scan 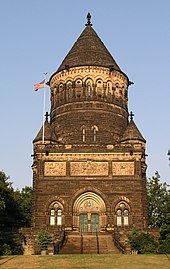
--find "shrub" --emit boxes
[0,232,23,255]
[159,234,170,254]
[128,228,158,254]
[36,230,52,251]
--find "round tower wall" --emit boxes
[50,66,129,145]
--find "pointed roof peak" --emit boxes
[121,119,146,143]
[50,14,126,76]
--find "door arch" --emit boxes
[73,192,106,232]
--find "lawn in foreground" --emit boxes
[0,254,169,269]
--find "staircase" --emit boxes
[60,232,121,254]
[60,232,82,254]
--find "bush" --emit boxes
[128,228,158,254]
[0,232,23,255]
[36,230,52,251]
[0,244,12,255]
[159,234,170,254]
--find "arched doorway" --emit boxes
[73,192,106,232]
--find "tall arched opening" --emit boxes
[73,191,107,232]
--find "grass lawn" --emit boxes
[0,254,170,269]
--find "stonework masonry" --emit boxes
[23,15,148,254]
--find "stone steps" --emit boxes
[60,232,121,254]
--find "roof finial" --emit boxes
[45,111,50,122]
[129,111,134,121]
[86,12,92,26]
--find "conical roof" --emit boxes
[121,119,146,143]
[56,24,121,73]
[33,120,56,143]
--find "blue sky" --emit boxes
[0,0,170,189]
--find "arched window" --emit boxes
[116,209,122,226]
[76,80,82,97]
[87,81,91,97]
[92,125,98,142]
[59,83,63,91]
[116,202,129,227]
[50,209,55,226]
[124,209,129,226]
[67,82,72,99]
[115,82,119,88]
[82,128,86,142]
[97,80,102,97]
[49,201,63,226]
[57,209,62,225]
[107,82,112,96]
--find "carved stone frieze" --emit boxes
[44,162,66,176]
[112,161,134,176]
[70,161,108,176]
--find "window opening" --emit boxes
[92,125,98,142]
[50,209,55,226]
[82,128,86,142]
[57,209,62,225]
[116,202,129,227]
[87,81,91,97]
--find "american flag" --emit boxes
[34,79,46,91]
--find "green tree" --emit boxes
[37,230,52,251]
[159,213,170,253]
[147,172,169,228]
[128,228,158,254]
[0,170,32,255]
[0,171,21,229]
[14,186,32,227]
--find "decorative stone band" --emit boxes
[70,161,108,176]
[44,161,134,177]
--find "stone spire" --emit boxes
[53,14,123,75]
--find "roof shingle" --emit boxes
[56,25,121,73]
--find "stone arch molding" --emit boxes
[73,191,106,214]
[45,196,65,212]
[72,191,107,232]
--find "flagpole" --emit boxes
[42,73,47,144]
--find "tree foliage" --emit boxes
[36,230,52,251]
[159,213,170,253]
[0,170,32,255]
[128,228,158,253]
[147,171,170,228]
[14,186,32,227]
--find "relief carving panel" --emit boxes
[44,162,66,176]
[70,161,108,176]
[112,162,134,176]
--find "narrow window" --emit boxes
[124,209,129,226]
[67,82,72,99]
[50,209,55,226]
[108,83,110,95]
[87,81,91,97]
[93,125,98,142]
[82,128,86,142]
[57,209,62,225]
[116,209,122,226]
[94,127,97,142]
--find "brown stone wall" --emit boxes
[31,150,148,230]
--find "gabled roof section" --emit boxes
[56,24,122,73]
[121,119,146,143]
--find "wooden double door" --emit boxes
[80,213,99,232]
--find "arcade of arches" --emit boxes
[47,192,131,232]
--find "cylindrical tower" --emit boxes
[49,17,130,146]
